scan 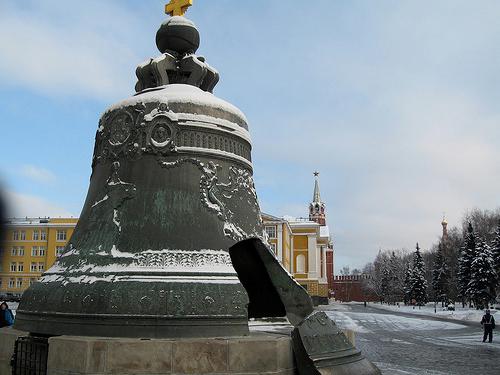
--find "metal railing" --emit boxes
[11,336,48,375]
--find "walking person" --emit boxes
[480,309,495,343]
[0,302,14,328]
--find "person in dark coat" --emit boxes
[480,309,495,343]
[0,302,14,327]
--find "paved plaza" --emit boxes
[324,303,499,375]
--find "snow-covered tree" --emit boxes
[457,222,477,306]
[380,265,390,303]
[363,249,409,303]
[410,243,428,306]
[403,264,413,304]
[462,208,500,244]
[387,251,405,303]
[362,250,389,302]
[467,239,497,309]
[442,227,462,303]
[432,242,449,306]
[491,220,500,291]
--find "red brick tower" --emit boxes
[309,171,326,225]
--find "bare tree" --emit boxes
[462,208,500,243]
[339,266,350,276]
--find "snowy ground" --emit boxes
[367,301,497,323]
[324,302,500,375]
[327,308,466,334]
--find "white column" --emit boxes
[321,246,327,283]
[277,224,283,264]
[307,235,317,279]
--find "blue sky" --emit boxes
[1,0,500,271]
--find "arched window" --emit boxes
[296,254,305,273]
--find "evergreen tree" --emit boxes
[411,243,428,306]
[403,264,413,305]
[457,222,477,306]
[491,220,500,291]
[468,239,497,309]
[387,252,400,304]
[432,242,449,306]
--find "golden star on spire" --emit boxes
[165,0,193,16]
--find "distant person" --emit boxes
[480,309,495,343]
[0,302,14,327]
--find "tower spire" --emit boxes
[441,213,448,240]
[309,171,326,225]
[313,171,321,203]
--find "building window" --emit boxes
[56,246,65,257]
[20,231,26,240]
[13,231,19,241]
[18,247,24,256]
[31,263,37,272]
[265,226,277,239]
[38,263,45,272]
[269,243,277,254]
[29,278,37,286]
[11,247,17,256]
[40,230,47,241]
[32,246,38,256]
[8,279,15,288]
[39,247,46,256]
[296,254,306,273]
[16,278,23,288]
[10,262,17,272]
[33,230,40,240]
[18,263,24,272]
[56,230,67,241]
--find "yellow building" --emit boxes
[289,219,330,304]
[261,171,333,305]
[262,215,331,305]
[0,217,78,296]
[262,213,293,271]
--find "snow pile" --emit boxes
[324,311,371,333]
[105,84,249,130]
[325,310,465,332]
[374,362,451,375]
[371,302,497,323]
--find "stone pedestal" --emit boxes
[0,328,24,374]
[0,329,295,375]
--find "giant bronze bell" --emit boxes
[15,10,381,375]
[15,16,263,338]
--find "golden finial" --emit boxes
[165,0,193,17]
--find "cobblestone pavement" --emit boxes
[324,303,500,375]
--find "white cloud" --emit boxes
[4,190,74,218]
[0,1,145,100]
[19,165,56,185]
